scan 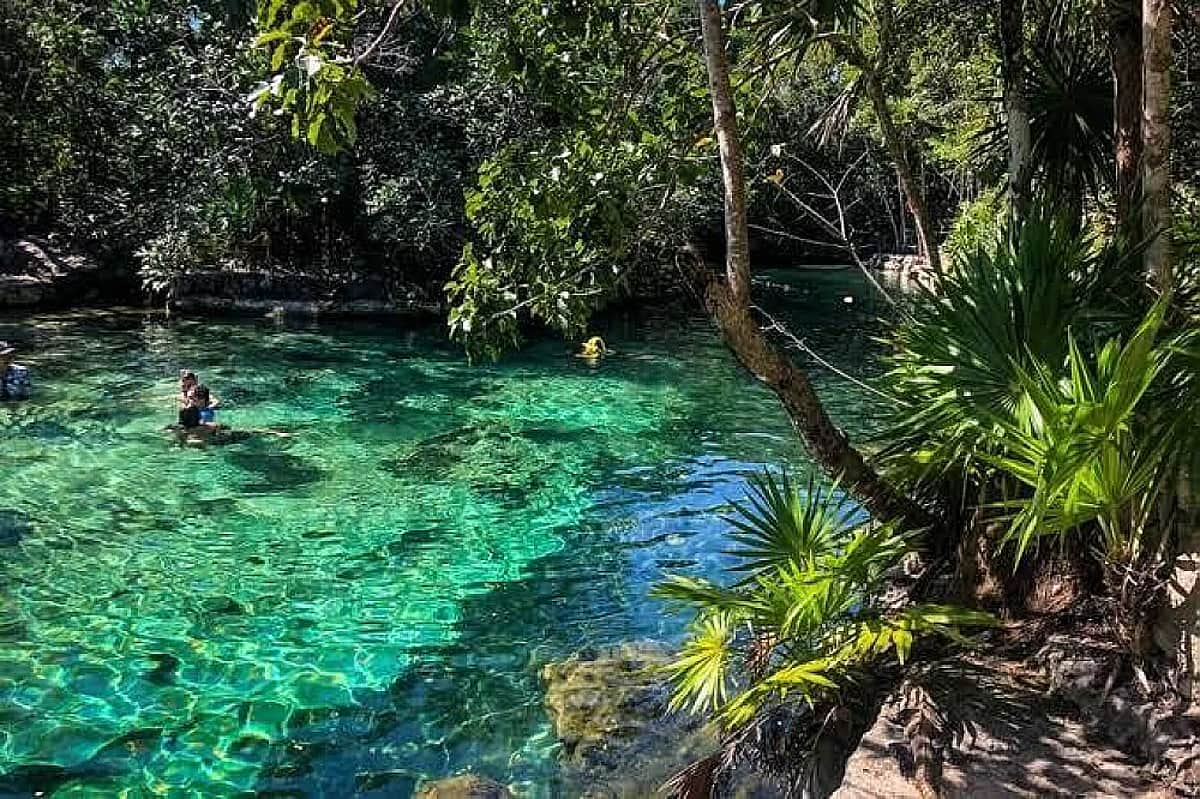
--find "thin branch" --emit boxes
[766,154,898,306]
[748,223,844,251]
[753,304,900,404]
[354,0,411,67]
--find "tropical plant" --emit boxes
[1176,187,1200,313]
[882,199,1200,651]
[879,207,1145,498]
[976,2,1113,213]
[942,187,1006,262]
[249,0,375,153]
[653,471,992,731]
[984,300,1200,649]
[993,303,1171,559]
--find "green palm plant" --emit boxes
[653,471,992,730]
[975,1,1112,211]
[991,303,1171,561]
[878,207,1143,498]
[982,299,1200,651]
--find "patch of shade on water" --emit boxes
[0,270,884,797]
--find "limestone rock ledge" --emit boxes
[165,269,443,319]
[0,238,128,308]
[833,657,1171,799]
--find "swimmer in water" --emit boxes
[577,336,607,360]
[177,371,201,428]
[191,383,221,428]
[0,342,30,401]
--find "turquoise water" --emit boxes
[0,271,883,797]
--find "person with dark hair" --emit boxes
[0,342,31,401]
[192,383,220,427]
[177,370,200,428]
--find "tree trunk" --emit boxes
[696,0,939,536]
[1142,0,1172,289]
[855,57,943,274]
[998,0,1033,221]
[698,0,752,306]
[1107,0,1142,231]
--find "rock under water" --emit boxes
[414,773,513,798]
[0,509,32,545]
[540,641,773,798]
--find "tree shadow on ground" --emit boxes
[838,658,1165,798]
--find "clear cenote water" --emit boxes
[0,270,882,798]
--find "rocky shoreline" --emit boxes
[162,269,445,319]
[415,631,1193,798]
[0,238,135,308]
[0,239,915,320]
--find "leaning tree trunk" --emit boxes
[696,0,938,536]
[856,60,943,275]
[999,0,1033,221]
[1108,0,1143,232]
[1142,0,1172,289]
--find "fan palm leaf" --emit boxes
[655,470,992,733]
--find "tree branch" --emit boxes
[354,0,412,68]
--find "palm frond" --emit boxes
[656,469,992,735]
[724,470,860,578]
[878,205,1142,494]
[987,300,1177,561]
[662,611,738,715]
[972,2,1112,207]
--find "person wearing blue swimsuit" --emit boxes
[192,383,220,427]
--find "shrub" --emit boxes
[942,188,1005,263]
[653,471,992,729]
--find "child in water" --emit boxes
[176,371,220,429]
[191,384,220,428]
[177,371,200,428]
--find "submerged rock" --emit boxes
[414,773,513,798]
[542,642,682,763]
[0,509,32,545]
[541,642,773,797]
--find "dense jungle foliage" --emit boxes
[2,0,1102,296]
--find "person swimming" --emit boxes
[169,369,292,445]
[176,371,220,428]
[577,336,607,360]
[0,341,31,401]
[177,371,201,428]
[191,383,220,427]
